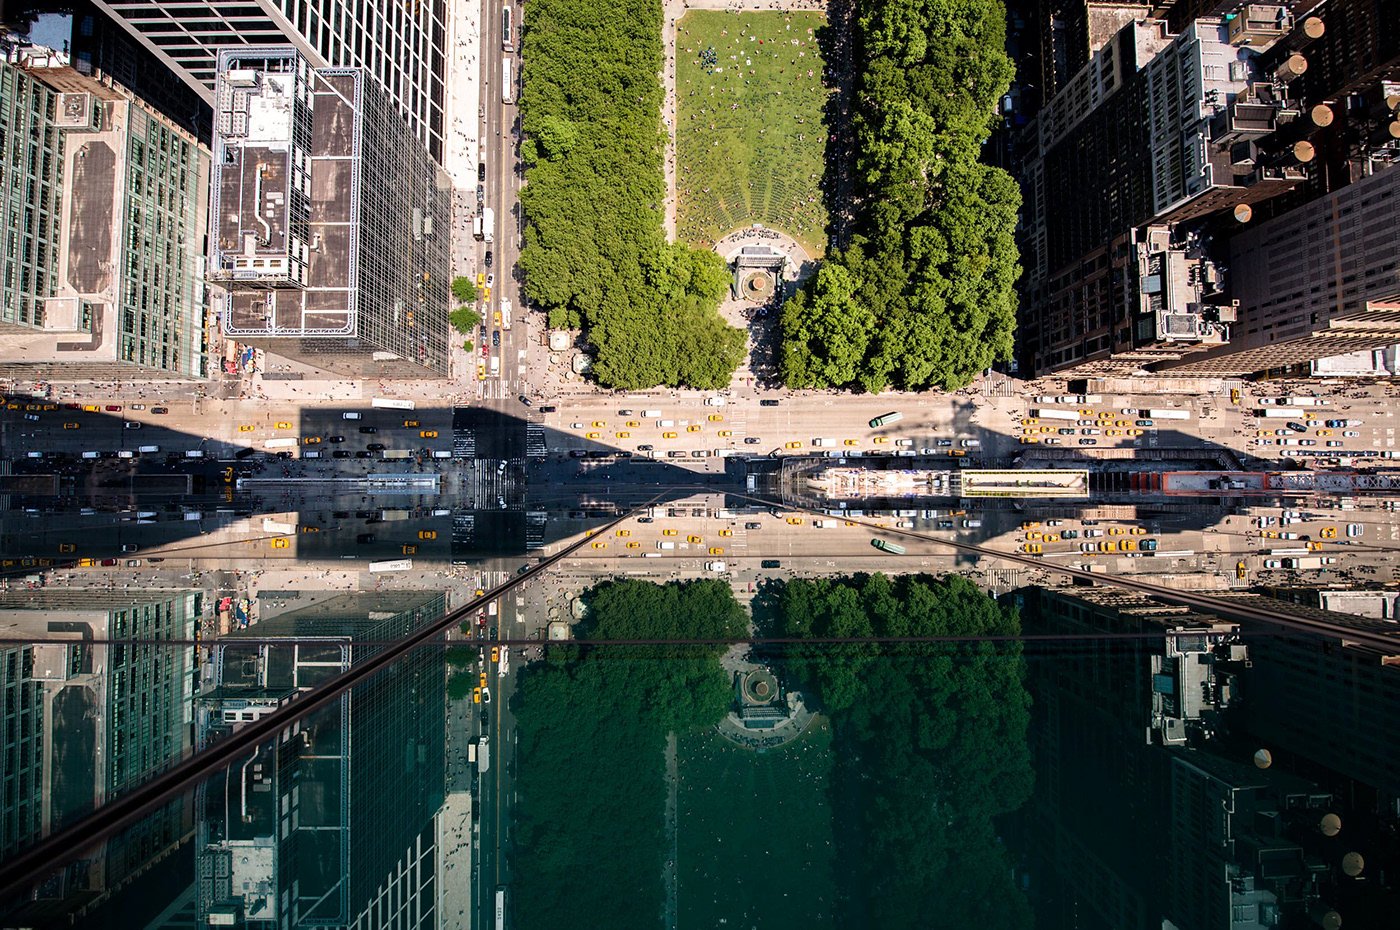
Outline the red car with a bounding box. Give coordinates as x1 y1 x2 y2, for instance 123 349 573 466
100 559 119 566
105 405 122 412
64 403 80 409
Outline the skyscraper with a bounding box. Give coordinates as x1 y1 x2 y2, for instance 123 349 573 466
193 592 446 928
208 47 452 378
0 38 212 380
92 0 447 162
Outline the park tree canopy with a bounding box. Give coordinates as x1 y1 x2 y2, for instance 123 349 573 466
519 0 746 390
779 0 1021 393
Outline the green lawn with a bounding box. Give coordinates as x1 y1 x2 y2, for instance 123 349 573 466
675 11 830 255
676 722 835 927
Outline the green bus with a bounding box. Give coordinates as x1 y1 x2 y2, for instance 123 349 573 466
869 411 903 428
871 538 906 555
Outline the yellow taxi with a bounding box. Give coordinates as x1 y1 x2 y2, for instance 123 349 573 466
687 535 702 543
591 541 607 549
616 529 631 537
239 425 255 432
59 544 75 553
1023 418 1039 426
1236 560 1247 580
1098 541 1120 552
663 431 678 439
473 688 482 704
872 437 889 444
1045 533 1061 543
717 430 732 437
1025 531 1043 541
1125 429 1144 437
785 441 802 449
275 422 292 429
616 431 631 439
1260 429 1275 437
786 517 804 525
592 420 607 428
1319 526 1338 539
300 525 319 533
719 529 733 537
1022 543 1042 554
1129 528 1147 535
687 425 702 432
83 404 100 412
587 432 601 439
708 414 724 422
223 467 234 482
1230 388 1241 404
626 421 640 428
491 647 500 662
1078 408 1095 416
303 436 321 444
480 672 488 688
626 541 641 549
1317 429 1334 437
1108 528 1126 536
419 531 437 539
1020 522 1041 530
478 360 486 378
662 529 678 536
1122 539 1137 551
404 420 420 427
493 309 501 325
1115 420 1132 427
1021 436 1040 444
272 538 290 549
1106 429 1123 437
844 439 859 446
41 404 56 411
709 547 724 555
402 545 417 554
477 272 486 288
63 422 80 429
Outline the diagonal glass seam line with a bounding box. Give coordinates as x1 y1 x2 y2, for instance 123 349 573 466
0 494 668 898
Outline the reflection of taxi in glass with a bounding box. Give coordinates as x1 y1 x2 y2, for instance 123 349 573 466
709 547 724 555
419 531 437 539
708 414 723 422
239 425 255 432
275 422 293 429
687 535 703 543
1236 560 1247 580
591 541 607 549
223 467 234 482
662 529 678 536
1230 388 1241 404
687 425 702 432
663 431 678 438
271 538 290 549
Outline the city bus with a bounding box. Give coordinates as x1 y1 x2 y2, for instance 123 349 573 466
496 888 506 930
1029 408 1079 421
503 59 513 104
1143 409 1190 420
871 538 906 555
502 6 514 52
868 411 903 428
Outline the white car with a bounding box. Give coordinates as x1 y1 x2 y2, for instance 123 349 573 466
1343 430 1360 437
571 422 585 429
1081 428 1099 435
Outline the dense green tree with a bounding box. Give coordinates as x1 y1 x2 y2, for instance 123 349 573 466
513 579 747 930
445 671 475 701
773 573 1034 929
450 276 474 303
779 0 1021 392
448 306 481 334
518 0 746 390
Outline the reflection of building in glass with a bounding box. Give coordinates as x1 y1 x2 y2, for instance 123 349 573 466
0 39 212 380
193 592 445 928
209 48 451 378
0 590 200 917
93 0 446 162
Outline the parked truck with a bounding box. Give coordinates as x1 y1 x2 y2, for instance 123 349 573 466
477 736 490 773
482 207 495 243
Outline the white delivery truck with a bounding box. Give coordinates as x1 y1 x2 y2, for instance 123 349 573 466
501 300 512 331
1030 408 1079 421
482 207 495 244
490 356 500 377
642 409 662 418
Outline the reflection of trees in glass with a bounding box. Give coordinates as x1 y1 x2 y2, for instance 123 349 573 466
513 580 747 929
772 573 1034 928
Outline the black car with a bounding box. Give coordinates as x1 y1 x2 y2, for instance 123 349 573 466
540 405 556 413
588 450 610 458
333 511 351 518
492 331 500 347
691 450 708 457
745 522 762 530
744 437 761 444
333 450 351 458
355 510 374 518
667 451 687 458
637 444 654 451
1079 438 1098 446
637 517 654 523
366 443 386 451
484 250 493 267
760 399 780 407
761 560 781 569
1286 421 1309 433
478 162 486 182
616 451 633 458
358 426 377 434
328 435 345 443
514 395 530 406
569 449 589 457
235 448 256 459
151 407 168 414
356 534 376 544
275 451 293 459
355 450 372 458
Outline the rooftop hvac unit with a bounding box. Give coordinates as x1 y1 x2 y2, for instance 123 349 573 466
226 69 258 88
